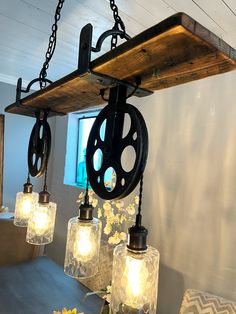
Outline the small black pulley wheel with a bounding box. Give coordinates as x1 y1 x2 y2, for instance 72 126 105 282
28 114 51 177
86 103 148 200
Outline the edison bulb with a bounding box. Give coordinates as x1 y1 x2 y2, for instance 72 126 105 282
110 244 160 313
74 226 95 260
33 211 49 234
64 217 102 278
26 202 57 245
125 257 149 298
14 192 38 227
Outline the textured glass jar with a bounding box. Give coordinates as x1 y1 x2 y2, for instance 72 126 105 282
26 202 57 245
14 191 39 227
110 244 160 314
64 217 102 278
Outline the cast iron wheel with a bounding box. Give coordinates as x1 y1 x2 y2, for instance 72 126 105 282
86 103 148 200
28 115 51 177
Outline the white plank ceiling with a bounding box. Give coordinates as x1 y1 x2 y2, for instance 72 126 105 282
0 0 236 87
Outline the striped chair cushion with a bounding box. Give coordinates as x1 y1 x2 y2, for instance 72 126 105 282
179 289 236 314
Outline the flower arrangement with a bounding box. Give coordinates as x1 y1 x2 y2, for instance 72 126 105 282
77 190 138 245
53 308 83 314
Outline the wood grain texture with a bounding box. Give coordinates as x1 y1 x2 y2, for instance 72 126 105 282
5 12 236 117
0 256 103 314
0 218 44 266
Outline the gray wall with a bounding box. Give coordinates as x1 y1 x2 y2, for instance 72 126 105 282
44 70 236 313
132 71 236 313
0 82 42 210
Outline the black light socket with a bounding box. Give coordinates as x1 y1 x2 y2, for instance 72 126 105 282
79 202 93 220
23 182 33 193
127 213 148 251
39 190 50 204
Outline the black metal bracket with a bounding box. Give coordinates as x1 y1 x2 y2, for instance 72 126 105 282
91 29 131 53
16 78 53 103
78 24 131 74
78 24 152 99
15 77 64 117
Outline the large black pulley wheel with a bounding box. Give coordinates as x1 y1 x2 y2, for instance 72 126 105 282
28 117 51 177
86 103 148 200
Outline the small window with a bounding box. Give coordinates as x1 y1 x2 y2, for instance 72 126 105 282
76 112 98 188
64 110 112 189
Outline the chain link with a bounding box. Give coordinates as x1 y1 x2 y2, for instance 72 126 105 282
109 0 126 50
39 0 65 89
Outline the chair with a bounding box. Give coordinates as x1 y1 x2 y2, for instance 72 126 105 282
179 289 236 314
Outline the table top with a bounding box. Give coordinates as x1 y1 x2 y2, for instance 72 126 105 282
0 256 103 314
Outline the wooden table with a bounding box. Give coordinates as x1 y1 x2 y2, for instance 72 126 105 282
0 256 103 314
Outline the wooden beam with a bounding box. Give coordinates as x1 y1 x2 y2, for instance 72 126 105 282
5 12 236 117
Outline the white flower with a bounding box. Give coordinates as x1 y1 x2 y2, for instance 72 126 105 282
115 200 124 209
104 223 112 235
97 207 102 219
107 214 119 225
103 202 111 211
103 202 113 218
92 198 98 207
120 214 127 223
106 285 112 294
126 204 135 215
108 232 121 245
135 196 139 205
79 192 84 199
119 232 127 241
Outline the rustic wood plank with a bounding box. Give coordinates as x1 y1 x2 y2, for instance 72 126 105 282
5 12 236 117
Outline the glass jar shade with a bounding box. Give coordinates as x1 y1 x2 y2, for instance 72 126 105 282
26 202 57 245
64 217 102 278
14 192 39 227
110 244 160 313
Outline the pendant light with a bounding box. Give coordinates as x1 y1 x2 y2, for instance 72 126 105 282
26 168 57 245
64 180 102 278
14 173 39 227
110 176 160 313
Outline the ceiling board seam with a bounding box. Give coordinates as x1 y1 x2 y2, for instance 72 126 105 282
13 0 81 32
220 0 236 17
0 12 77 49
74 0 144 34
159 0 178 13
191 0 226 33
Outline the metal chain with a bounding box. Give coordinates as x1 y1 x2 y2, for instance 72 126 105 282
109 0 126 50
39 0 65 89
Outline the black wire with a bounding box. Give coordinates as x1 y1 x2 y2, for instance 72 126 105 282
27 171 30 183
84 177 90 204
43 164 48 192
138 173 143 215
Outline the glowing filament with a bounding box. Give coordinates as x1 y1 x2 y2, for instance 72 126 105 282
127 258 143 297
33 211 49 234
74 227 95 261
21 198 31 217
